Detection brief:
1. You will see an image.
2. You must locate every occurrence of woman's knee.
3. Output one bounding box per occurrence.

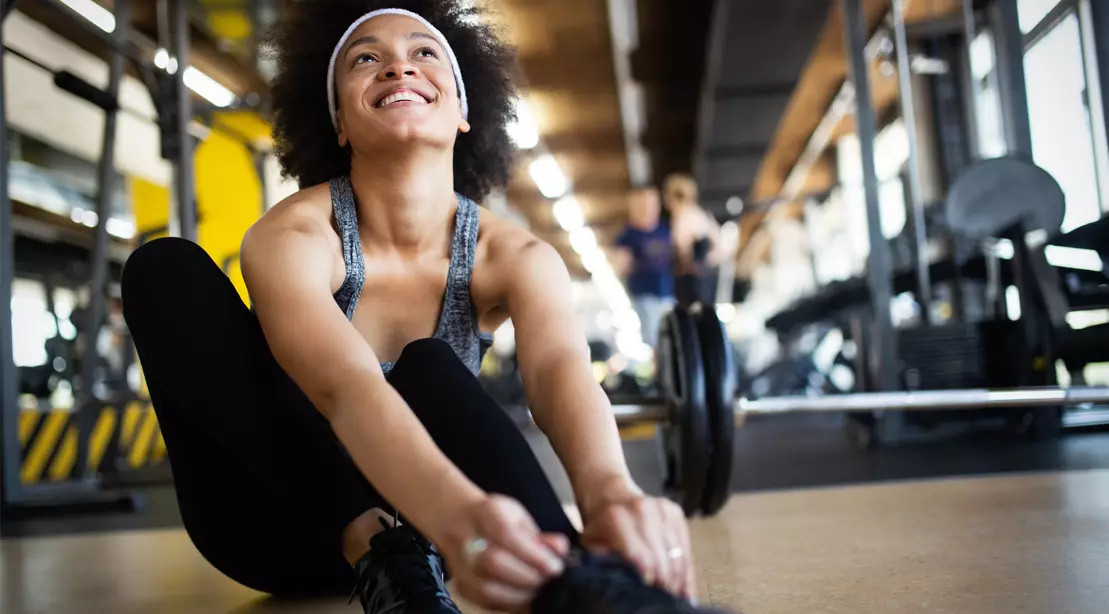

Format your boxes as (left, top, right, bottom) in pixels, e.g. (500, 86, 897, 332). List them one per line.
(122, 238, 245, 330)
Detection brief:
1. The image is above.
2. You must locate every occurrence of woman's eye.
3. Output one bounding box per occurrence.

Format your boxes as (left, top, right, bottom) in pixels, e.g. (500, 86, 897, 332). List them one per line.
(354, 53, 377, 65)
(417, 47, 439, 59)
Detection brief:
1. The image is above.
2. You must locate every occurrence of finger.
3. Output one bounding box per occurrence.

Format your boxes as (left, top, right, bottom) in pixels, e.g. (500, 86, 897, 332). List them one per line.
(660, 500, 687, 594)
(539, 533, 571, 558)
(638, 501, 673, 592)
(472, 546, 546, 590)
(457, 576, 533, 612)
(598, 505, 658, 585)
(481, 502, 564, 578)
(668, 503, 696, 600)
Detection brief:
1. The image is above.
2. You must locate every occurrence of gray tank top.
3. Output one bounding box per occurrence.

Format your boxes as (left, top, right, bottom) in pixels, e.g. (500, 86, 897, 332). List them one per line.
(330, 176, 493, 376)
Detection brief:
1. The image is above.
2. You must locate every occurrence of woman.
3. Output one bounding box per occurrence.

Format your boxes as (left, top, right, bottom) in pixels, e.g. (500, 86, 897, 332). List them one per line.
(121, 1, 713, 613)
(662, 173, 724, 308)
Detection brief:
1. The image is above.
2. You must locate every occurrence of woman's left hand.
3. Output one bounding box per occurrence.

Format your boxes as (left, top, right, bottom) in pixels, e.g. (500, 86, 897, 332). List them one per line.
(580, 493, 695, 600)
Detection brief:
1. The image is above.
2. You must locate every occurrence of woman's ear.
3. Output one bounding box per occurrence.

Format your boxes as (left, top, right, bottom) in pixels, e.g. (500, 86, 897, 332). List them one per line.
(458, 119, 471, 134)
(338, 130, 349, 148)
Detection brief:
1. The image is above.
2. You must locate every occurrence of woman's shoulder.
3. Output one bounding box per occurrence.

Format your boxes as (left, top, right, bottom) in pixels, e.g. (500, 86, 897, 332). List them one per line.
(250, 183, 335, 239)
(242, 182, 343, 267)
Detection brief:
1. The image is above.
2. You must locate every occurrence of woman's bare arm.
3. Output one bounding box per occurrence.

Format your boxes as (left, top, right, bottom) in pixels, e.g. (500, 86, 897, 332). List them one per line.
(495, 234, 641, 517)
(240, 211, 484, 541)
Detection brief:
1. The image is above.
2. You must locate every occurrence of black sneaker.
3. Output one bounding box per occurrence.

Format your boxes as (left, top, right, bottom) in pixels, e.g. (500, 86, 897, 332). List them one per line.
(533, 550, 734, 614)
(350, 521, 461, 613)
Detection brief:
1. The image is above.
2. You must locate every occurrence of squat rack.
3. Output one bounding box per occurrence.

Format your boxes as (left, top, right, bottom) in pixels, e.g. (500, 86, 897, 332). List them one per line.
(0, 0, 196, 510)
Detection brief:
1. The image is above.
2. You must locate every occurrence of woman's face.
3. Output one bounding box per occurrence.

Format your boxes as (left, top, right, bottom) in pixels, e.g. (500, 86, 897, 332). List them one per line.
(334, 15, 469, 153)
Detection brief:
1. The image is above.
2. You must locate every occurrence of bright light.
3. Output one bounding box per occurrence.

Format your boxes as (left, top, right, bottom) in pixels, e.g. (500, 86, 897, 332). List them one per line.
(715, 303, 737, 323)
(69, 208, 136, 239)
(184, 67, 237, 108)
(154, 48, 180, 74)
(529, 155, 569, 199)
(553, 196, 585, 231)
(1006, 285, 1022, 321)
(569, 227, 597, 254)
(1045, 246, 1104, 272)
(507, 98, 540, 150)
(580, 248, 609, 273)
(106, 217, 135, 239)
(613, 307, 641, 332)
(60, 0, 115, 33)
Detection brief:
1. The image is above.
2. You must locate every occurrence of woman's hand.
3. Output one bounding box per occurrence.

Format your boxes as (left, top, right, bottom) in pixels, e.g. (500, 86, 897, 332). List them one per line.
(437, 494, 569, 612)
(581, 492, 695, 601)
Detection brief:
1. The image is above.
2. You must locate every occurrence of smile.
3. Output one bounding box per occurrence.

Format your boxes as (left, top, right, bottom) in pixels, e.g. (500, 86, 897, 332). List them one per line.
(375, 89, 432, 108)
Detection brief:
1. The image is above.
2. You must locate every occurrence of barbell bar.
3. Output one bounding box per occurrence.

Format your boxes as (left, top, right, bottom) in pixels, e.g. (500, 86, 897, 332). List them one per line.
(611, 386, 1109, 426)
(618, 303, 1109, 518)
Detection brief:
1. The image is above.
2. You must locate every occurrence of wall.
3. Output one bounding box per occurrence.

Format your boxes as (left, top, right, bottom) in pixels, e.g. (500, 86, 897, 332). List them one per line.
(3, 11, 171, 186)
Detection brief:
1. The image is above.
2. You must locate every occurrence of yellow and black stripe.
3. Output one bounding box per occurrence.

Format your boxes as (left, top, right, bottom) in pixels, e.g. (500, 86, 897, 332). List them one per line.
(18, 402, 167, 485)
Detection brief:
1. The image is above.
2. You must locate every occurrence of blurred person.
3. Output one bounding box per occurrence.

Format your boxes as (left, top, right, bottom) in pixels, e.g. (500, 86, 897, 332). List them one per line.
(663, 173, 724, 308)
(613, 187, 674, 349)
(120, 3, 712, 614)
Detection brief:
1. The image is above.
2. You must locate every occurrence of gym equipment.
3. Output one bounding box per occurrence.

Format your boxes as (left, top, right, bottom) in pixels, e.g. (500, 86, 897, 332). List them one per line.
(614, 303, 1109, 517)
(690, 303, 735, 516)
(655, 308, 709, 516)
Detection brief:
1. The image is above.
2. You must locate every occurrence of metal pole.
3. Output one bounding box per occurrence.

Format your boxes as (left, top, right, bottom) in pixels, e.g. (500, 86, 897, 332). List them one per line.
(171, 0, 196, 242)
(843, 0, 899, 392)
(609, 386, 1109, 424)
(75, 0, 130, 477)
(736, 387, 1109, 415)
(960, 0, 981, 159)
(891, 0, 933, 323)
(0, 10, 24, 504)
(991, 0, 1034, 157)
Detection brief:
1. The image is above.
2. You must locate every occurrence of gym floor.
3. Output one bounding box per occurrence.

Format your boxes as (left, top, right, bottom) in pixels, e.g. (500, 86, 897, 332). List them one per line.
(5, 414, 1109, 613)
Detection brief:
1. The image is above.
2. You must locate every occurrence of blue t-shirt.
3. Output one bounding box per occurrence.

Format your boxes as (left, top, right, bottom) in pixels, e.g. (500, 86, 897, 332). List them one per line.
(615, 225, 674, 298)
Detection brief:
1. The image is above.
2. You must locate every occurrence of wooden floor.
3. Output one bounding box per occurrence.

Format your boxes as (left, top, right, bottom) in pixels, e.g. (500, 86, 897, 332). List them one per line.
(4, 470, 1109, 614)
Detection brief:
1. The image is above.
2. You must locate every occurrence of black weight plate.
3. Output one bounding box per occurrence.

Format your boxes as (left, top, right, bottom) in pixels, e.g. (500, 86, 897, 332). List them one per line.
(657, 306, 709, 516)
(692, 304, 736, 516)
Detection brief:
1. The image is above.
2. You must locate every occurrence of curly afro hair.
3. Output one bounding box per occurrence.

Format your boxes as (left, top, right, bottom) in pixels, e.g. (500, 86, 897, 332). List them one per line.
(269, 0, 518, 202)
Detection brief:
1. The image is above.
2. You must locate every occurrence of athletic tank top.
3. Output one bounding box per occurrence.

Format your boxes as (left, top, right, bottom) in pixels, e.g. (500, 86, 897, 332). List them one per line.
(329, 176, 493, 376)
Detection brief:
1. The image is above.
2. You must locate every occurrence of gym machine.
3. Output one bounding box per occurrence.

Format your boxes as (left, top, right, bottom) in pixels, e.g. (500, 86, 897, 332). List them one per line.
(1, 0, 196, 512)
(607, 301, 1109, 518)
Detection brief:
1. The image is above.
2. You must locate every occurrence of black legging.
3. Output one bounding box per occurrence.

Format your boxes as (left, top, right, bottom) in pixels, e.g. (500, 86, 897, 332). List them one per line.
(121, 238, 576, 597)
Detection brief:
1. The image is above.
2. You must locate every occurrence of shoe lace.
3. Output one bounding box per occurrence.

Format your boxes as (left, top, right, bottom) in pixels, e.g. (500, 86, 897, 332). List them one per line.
(538, 553, 693, 614)
(349, 520, 455, 612)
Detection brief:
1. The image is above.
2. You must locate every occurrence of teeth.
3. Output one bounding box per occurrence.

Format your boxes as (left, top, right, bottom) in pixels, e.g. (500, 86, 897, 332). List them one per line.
(379, 91, 426, 107)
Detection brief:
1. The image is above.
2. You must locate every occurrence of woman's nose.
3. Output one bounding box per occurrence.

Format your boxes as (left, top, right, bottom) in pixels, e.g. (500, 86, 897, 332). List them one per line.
(380, 60, 419, 80)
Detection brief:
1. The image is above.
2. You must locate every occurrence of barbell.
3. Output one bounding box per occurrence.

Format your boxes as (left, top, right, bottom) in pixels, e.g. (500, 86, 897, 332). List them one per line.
(609, 304, 1109, 518)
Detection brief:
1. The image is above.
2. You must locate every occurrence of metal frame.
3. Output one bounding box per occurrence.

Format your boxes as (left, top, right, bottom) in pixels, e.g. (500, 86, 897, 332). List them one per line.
(611, 386, 1109, 425)
(843, 0, 899, 392)
(891, 0, 933, 322)
(991, 0, 1034, 158)
(171, 0, 196, 242)
(0, 0, 20, 506)
(72, 0, 130, 480)
(2, 0, 138, 510)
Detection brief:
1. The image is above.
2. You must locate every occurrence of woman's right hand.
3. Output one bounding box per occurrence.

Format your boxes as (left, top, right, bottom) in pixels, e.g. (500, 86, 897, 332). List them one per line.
(438, 494, 570, 612)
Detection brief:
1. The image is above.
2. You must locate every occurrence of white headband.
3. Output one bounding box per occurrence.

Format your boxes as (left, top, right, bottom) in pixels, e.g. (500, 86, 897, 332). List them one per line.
(326, 8, 469, 132)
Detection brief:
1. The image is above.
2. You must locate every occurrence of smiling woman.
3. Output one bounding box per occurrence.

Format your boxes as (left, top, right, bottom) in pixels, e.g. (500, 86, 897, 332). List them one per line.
(269, 0, 518, 200)
(119, 2, 714, 613)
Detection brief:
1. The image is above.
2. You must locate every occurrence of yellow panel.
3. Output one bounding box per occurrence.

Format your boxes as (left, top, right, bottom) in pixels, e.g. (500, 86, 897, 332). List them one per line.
(128, 411, 159, 468)
(212, 110, 274, 149)
(19, 411, 40, 446)
(122, 401, 144, 445)
(195, 128, 265, 305)
(21, 412, 68, 484)
(88, 408, 118, 470)
(130, 177, 172, 242)
(48, 425, 78, 482)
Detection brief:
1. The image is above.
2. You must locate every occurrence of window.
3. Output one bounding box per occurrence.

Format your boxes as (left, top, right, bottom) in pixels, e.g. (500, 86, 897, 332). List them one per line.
(1024, 10, 1104, 230)
(1019, 0, 1064, 33)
